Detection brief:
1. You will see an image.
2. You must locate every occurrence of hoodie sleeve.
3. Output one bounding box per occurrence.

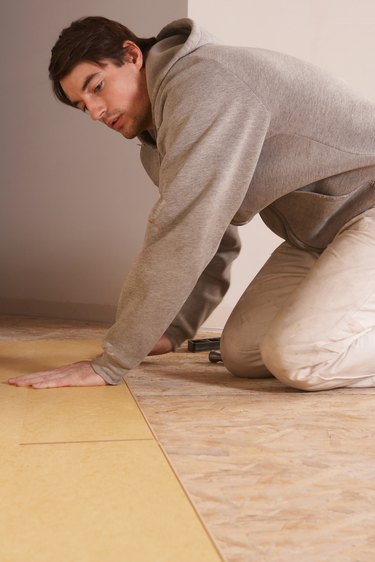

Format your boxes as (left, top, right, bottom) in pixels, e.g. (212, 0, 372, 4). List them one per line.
(140, 134, 241, 347)
(165, 224, 241, 347)
(91, 60, 270, 384)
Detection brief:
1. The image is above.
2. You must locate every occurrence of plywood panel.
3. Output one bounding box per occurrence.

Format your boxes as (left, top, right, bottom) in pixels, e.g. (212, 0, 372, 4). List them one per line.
(121, 335, 375, 562)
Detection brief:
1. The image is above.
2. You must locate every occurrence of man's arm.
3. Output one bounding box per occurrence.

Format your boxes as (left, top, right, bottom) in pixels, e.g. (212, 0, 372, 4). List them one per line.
(164, 224, 241, 348)
(10, 61, 269, 388)
(139, 130, 242, 348)
(92, 61, 270, 385)
(7, 225, 239, 388)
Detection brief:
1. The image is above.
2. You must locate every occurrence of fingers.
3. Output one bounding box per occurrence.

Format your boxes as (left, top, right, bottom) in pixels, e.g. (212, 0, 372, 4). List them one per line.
(8, 366, 71, 386)
(8, 371, 56, 386)
(7, 362, 74, 384)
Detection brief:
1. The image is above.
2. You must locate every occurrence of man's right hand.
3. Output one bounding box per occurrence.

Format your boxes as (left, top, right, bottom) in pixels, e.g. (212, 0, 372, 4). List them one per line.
(148, 335, 174, 356)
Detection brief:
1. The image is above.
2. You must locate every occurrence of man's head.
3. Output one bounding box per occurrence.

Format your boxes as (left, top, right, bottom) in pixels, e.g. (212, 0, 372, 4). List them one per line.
(49, 16, 157, 138)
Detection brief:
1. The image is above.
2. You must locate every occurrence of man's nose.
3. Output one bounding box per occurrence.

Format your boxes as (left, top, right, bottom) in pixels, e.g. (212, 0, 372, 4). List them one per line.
(86, 99, 106, 121)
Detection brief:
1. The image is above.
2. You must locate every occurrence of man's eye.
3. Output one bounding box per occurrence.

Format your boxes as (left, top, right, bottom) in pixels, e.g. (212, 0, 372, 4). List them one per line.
(94, 81, 103, 93)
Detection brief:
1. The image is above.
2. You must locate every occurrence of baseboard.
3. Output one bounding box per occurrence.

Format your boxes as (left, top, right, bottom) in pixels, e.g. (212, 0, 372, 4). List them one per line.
(1, 298, 226, 331)
(0, 299, 116, 323)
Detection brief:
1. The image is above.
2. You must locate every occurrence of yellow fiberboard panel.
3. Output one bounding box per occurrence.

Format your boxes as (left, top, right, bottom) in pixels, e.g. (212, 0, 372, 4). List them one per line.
(0, 340, 223, 562)
(1, 441, 222, 562)
(1, 340, 153, 443)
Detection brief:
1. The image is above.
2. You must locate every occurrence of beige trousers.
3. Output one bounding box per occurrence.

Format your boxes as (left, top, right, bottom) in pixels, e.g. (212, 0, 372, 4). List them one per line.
(221, 208, 375, 391)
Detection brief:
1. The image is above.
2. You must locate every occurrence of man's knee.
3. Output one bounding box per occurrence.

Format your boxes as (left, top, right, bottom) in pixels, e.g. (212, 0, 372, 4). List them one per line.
(220, 330, 248, 377)
(260, 328, 320, 391)
(221, 327, 271, 378)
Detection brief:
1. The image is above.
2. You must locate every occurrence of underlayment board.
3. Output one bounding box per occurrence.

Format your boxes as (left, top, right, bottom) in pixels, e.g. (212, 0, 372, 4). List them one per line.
(0, 340, 223, 562)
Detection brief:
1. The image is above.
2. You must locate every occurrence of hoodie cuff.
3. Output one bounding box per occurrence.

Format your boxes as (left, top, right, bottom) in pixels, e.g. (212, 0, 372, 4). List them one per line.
(164, 326, 190, 349)
(91, 353, 127, 385)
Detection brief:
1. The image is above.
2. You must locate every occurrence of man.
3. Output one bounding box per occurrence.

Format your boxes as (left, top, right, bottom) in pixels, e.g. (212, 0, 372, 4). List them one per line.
(8, 16, 375, 390)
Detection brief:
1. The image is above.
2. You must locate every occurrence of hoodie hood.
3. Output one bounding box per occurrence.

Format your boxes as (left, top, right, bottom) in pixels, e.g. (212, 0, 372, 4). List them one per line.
(145, 18, 217, 102)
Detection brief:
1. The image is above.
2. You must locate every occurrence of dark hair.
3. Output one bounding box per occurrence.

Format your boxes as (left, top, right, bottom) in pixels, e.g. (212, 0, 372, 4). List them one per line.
(49, 16, 157, 106)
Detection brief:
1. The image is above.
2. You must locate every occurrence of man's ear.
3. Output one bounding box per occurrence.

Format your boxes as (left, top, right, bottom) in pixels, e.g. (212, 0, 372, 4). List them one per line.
(122, 40, 143, 69)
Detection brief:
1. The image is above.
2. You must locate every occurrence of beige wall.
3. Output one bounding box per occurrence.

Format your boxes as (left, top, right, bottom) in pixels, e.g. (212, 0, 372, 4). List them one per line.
(0, 0, 186, 321)
(1, 0, 374, 328)
(190, 0, 375, 328)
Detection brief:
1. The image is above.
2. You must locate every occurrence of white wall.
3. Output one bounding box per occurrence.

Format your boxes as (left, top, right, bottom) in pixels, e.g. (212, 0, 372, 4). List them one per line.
(190, 0, 375, 328)
(0, 0, 186, 321)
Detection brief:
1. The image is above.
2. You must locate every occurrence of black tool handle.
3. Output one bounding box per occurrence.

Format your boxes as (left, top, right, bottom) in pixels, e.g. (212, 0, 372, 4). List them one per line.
(187, 337, 221, 352)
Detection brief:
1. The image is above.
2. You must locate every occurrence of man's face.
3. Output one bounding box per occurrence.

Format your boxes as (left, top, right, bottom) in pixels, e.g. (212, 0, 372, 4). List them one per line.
(60, 44, 153, 139)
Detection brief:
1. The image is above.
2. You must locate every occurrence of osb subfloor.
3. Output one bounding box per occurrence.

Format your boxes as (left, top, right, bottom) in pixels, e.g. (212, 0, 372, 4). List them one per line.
(2, 315, 375, 562)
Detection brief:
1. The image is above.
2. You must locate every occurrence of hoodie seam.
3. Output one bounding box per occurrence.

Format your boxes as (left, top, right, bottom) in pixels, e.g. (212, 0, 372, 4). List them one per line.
(265, 132, 375, 158)
(153, 53, 271, 127)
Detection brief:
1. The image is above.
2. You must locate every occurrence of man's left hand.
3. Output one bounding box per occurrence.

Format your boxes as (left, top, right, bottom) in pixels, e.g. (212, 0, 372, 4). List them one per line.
(7, 361, 107, 389)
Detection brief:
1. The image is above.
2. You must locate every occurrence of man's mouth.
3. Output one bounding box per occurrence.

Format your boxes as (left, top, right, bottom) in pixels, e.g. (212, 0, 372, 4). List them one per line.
(108, 115, 122, 131)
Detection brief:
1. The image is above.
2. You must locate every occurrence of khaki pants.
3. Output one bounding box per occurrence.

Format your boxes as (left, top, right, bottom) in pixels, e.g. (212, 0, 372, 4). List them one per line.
(221, 208, 375, 391)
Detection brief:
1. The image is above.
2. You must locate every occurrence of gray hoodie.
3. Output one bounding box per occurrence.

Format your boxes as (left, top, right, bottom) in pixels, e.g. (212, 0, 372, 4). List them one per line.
(92, 19, 375, 384)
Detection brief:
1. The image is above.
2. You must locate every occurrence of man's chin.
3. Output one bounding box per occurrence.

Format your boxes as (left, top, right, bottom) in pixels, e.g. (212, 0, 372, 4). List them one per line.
(120, 130, 136, 140)
(120, 127, 150, 140)
(114, 127, 133, 140)
(118, 125, 139, 140)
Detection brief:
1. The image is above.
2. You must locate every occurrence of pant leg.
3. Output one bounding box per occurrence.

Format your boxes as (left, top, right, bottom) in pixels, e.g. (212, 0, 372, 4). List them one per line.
(221, 241, 319, 377)
(260, 208, 375, 391)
